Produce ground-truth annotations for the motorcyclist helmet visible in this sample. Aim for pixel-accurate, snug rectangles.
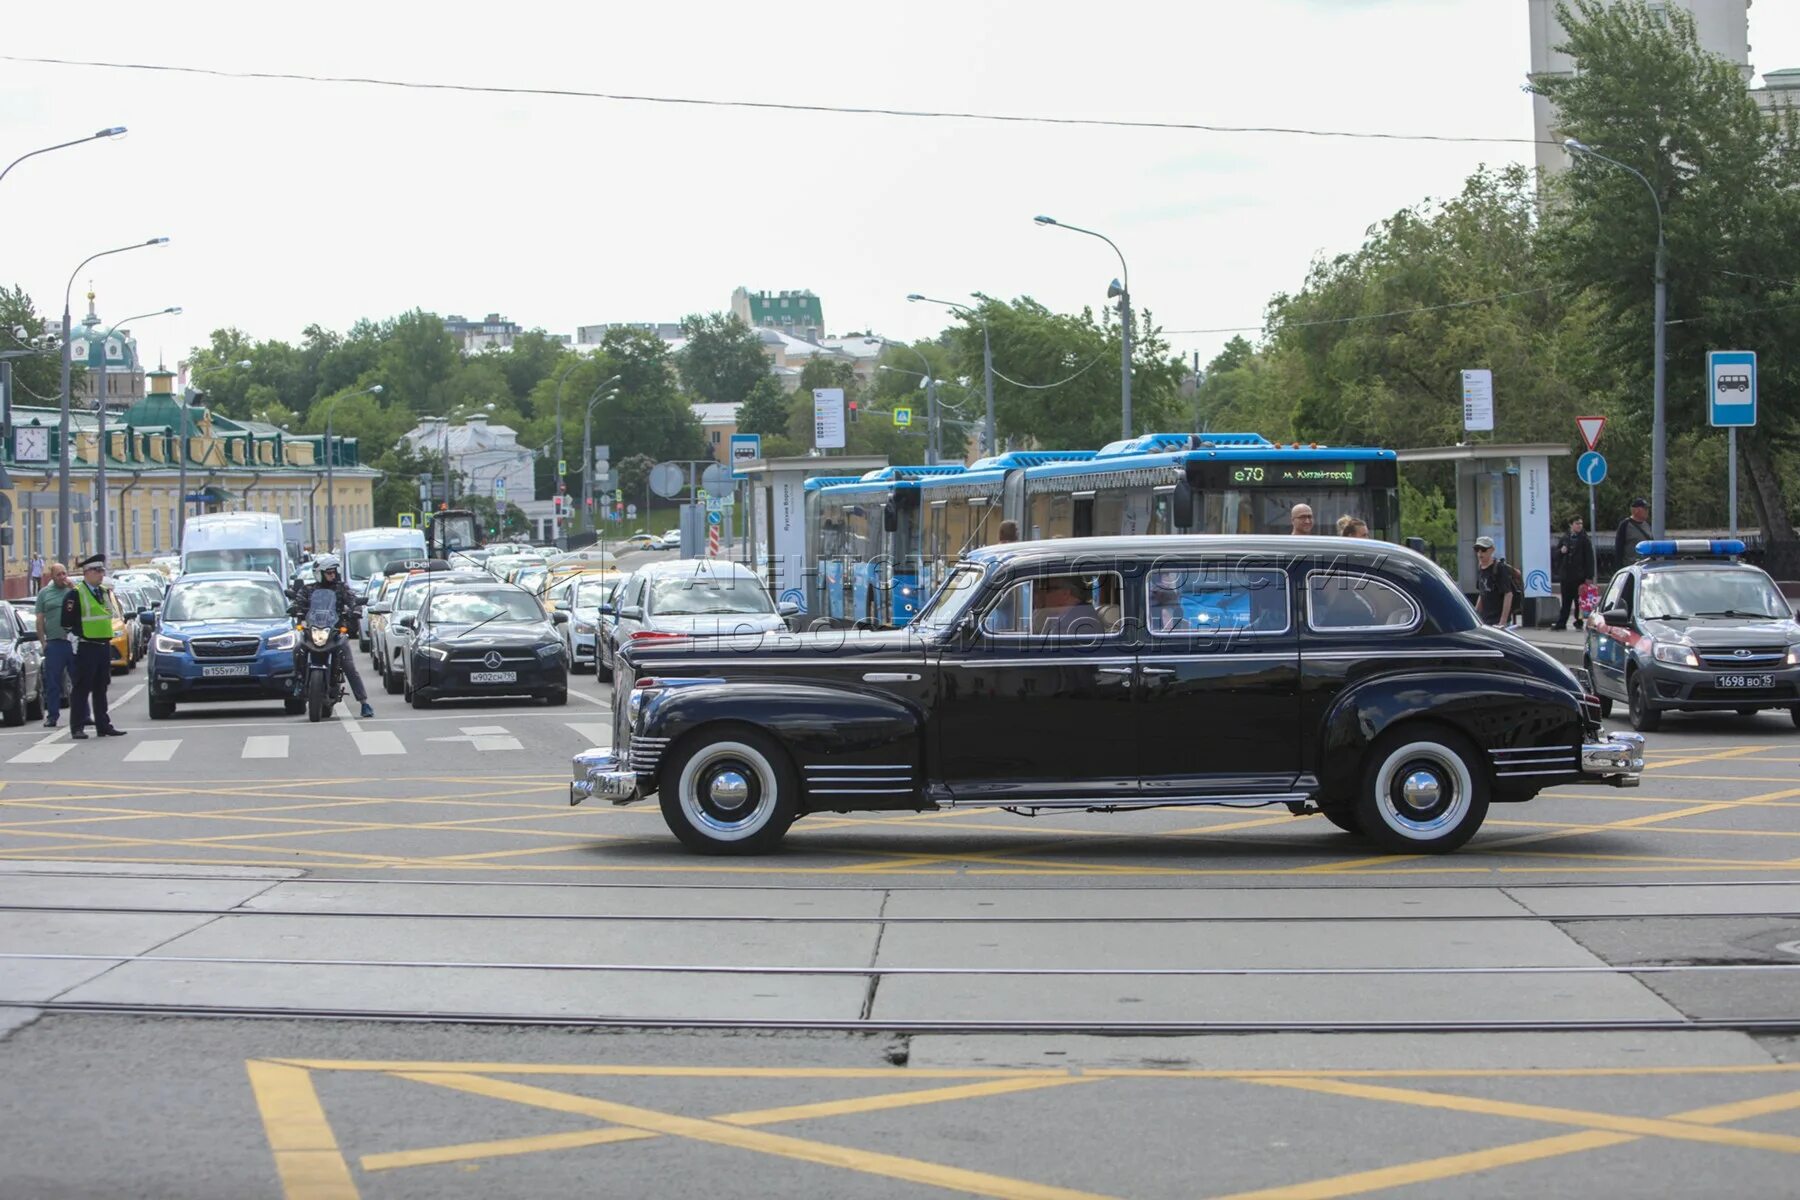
[314,553,342,581]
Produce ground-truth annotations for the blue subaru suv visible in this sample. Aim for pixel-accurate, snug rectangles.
[145,572,303,719]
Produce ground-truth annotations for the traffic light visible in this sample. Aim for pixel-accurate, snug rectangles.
[848,399,858,423]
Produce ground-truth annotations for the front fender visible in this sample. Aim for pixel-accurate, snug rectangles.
[641,682,925,809]
[1318,670,1585,798]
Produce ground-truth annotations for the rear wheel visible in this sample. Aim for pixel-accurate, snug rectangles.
[1628,672,1662,733]
[1352,726,1490,854]
[306,670,327,723]
[659,727,798,855]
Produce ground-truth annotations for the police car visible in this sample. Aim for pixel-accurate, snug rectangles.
[1584,540,1800,731]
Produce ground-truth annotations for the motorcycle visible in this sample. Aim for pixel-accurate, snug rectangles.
[292,589,350,723]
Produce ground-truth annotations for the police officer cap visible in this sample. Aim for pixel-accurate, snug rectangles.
[77,554,106,571]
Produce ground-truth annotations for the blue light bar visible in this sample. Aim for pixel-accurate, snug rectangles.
[1635,539,1746,558]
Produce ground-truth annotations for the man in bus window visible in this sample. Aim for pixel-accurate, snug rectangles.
[1289,504,1315,535]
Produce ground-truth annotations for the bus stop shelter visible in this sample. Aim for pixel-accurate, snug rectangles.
[1397,442,1572,625]
[739,454,887,614]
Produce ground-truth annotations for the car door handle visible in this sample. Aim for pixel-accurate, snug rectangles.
[1095,666,1134,676]
[1139,666,1174,677]
[862,672,921,683]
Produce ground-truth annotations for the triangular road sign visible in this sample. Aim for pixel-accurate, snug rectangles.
[1576,416,1606,452]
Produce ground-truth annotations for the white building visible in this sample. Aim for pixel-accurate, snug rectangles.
[402,414,554,538]
[440,313,524,353]
[1528,0,1795,174]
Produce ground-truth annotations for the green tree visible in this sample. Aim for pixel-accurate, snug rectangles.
[0,285,62,406]
[615,453,656,512]
[374,310,460,415]
[735,375,792,439]
[485,329,571,407]
[1540,0,1800,537]
[676,313,770,405]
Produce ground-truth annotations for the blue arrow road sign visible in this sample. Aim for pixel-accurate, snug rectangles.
[1576,451,1607,486]
[1708,350,1757,427]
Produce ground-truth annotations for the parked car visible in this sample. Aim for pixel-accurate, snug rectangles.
[111,582,153,665]
[619,534,662,551]
[367,568,490,694]
[571,535,1645,855]
[597,559,793,678]
[401,582,570,707]
[143,572,303,719]
[114,569,168,606]
[0,601,46,727]
[1584,538,1800,731]
[547,572,623,673]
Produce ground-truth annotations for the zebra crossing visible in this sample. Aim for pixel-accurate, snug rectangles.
[6,721,612,766]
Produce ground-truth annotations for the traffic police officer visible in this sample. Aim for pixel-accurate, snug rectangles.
[60,554,126,739]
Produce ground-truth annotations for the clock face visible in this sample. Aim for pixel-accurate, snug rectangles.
[15,426,48,462]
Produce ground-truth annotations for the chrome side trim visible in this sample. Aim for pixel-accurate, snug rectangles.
[809,787,918,796]
[1305,649,1505,660]
[1493,768,1581,778]
[803,764,914,771]
[943,792,1310,810]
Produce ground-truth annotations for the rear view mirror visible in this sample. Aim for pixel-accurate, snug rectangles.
[17,629,40,644]
[776,601,800,617]
[551,611,570,625]
[619,605,645,621]
[1602,607,1630,625]
[137,610,157,627]
[1171,478,1194,531]
[396,615,418,631]
[597,603,616,617]
[368,603,391,615]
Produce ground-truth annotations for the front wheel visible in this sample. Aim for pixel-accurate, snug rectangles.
[1352,727,1489,854]
[1319,806,1362,834]
[1629,672,1662,733]
[1583,658,1614,719]
[659,727,798,855]
[1790,704,1800,731]
[306,669,327,723]
[283,697,305,715]
[149,698,175,720]
[544,687,568,707]
[1736,707,1761,717]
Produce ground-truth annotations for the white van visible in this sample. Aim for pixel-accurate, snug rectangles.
[180,512,291,581]
[339,526,428,592]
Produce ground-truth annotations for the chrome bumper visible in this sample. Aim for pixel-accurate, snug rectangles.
[1578,732,1646,787]
[569,748,640,807]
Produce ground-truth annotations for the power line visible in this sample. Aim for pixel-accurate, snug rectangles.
[1164,286,1562,337]
[0,55,1559,147]
[991,352,1110,391]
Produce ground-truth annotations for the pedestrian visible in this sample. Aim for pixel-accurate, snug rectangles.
[1473,536,1522,627]
[1614,498,1653,568]
[1336,515,1370,538]
[1289,504,1315,535]
[28,553,44,590]
[997,520,1020,544]
[1552,515,1597,630]
[33,561,74,729]
[60,555,126,739]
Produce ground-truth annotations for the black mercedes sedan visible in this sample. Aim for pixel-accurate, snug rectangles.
[400,582,570,707]
[571,535,1645,856]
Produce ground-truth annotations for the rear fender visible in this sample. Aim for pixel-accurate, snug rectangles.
[1317,670,1584,798]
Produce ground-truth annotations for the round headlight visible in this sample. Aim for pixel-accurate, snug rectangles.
[309,627,330,647]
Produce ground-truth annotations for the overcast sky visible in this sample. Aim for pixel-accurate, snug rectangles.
[5,0,1796,386]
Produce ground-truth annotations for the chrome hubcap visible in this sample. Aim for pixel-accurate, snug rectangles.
[708,770,750,811]
[1398,769,1442,812]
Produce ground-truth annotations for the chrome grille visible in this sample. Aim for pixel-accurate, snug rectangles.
[1696,647,1785,665]
[804,763,918,797]
[191,637,261,659]
[1489,744,1579,779]
[449,650,535,664]
[627,736,670,776]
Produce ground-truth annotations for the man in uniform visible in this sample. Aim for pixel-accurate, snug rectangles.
[60,555,126,739]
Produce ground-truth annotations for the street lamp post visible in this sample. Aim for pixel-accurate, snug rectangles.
[1565,138,1669,537]
[1035,215,1132,441]
[320,385,383,549]
[549,359,587,542]
[582,374,622,533]
[93,306,180,560]
[868,338,940,463]
[908,293,996,455]
[178,359,253,543]
[0,126,127,188]
[57,237,170,560]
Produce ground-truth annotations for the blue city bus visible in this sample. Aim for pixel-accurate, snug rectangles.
[809,433,1399,627]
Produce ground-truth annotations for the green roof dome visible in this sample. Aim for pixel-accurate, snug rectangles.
[66,290,140,373]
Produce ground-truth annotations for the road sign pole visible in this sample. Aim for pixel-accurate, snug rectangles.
[1588,484,1596,550]
[1728,426,1738,539]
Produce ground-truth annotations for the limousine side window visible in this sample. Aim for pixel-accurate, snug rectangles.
[982,572,1125,637]
[1305,571,1419,632]
[1145,566,1289,635]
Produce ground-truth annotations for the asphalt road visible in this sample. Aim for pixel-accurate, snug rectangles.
[2,665,1798,1198]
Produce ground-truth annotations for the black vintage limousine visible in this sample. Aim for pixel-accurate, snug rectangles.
[571,536,1644,854]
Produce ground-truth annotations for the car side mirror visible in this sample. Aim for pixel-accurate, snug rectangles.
[1171,477,1195,531]
[619,605,645,621]
[17,629,40,644]
[552,611,570,625]
[396,615,417,631]
[137,611,157,627]
[553,600,570,610]
[776,601,800,617]
[1602,607,1630,625]
[368,602,391,615]
[597,603,616,617]
[883,507,899,533]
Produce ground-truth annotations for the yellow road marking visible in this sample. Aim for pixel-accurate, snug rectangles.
[362,1075,1089,1171]
[1643,746,1770,770]
[245,1061,359,1200]
[401,1072,1121,1200]
[1253,1076,1800,1154]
